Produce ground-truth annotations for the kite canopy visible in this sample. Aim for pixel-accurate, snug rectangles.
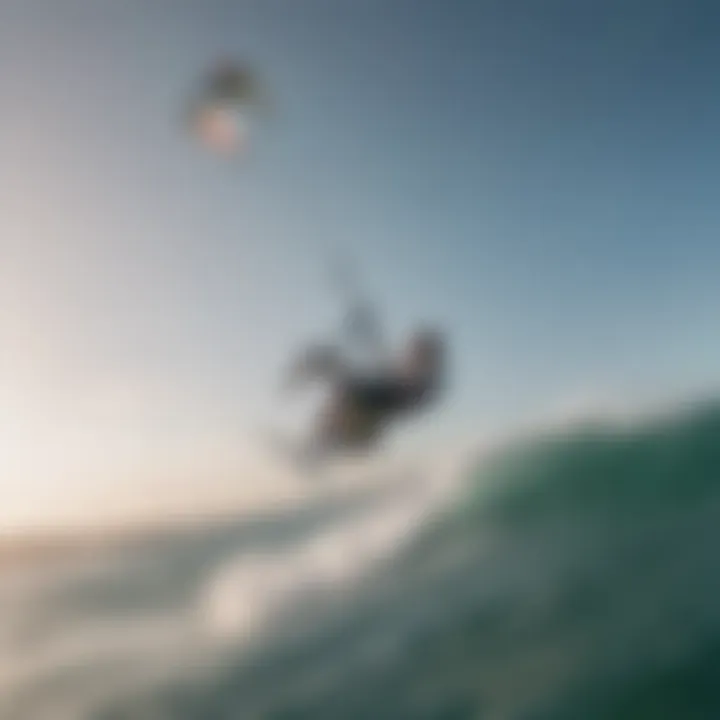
[203,64,261,102]
[187,62,265,157]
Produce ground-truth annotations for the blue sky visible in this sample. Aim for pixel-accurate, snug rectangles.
[1,0,719,526]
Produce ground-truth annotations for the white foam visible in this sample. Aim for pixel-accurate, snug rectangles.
[201,454,470,641]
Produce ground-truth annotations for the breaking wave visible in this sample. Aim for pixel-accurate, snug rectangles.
[2,399,720,718]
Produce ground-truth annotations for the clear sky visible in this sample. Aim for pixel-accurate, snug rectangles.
[1,0,719,528]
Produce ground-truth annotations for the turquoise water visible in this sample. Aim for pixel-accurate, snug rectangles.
[1,401,719,718]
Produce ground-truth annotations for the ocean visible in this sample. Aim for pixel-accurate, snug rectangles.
[1,400,719,719]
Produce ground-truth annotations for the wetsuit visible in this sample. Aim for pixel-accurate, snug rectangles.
[319,373,435,451]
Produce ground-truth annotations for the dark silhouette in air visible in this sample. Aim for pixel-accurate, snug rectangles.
[276,260,447,471]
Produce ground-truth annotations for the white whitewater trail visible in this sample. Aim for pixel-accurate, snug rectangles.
[202,452,470,641]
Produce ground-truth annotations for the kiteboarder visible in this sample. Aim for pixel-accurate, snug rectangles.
[278,269,447,470]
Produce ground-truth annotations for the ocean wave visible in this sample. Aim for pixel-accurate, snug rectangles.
[2,400,719,718]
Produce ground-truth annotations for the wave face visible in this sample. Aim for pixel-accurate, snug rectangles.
[2,401,720,719]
